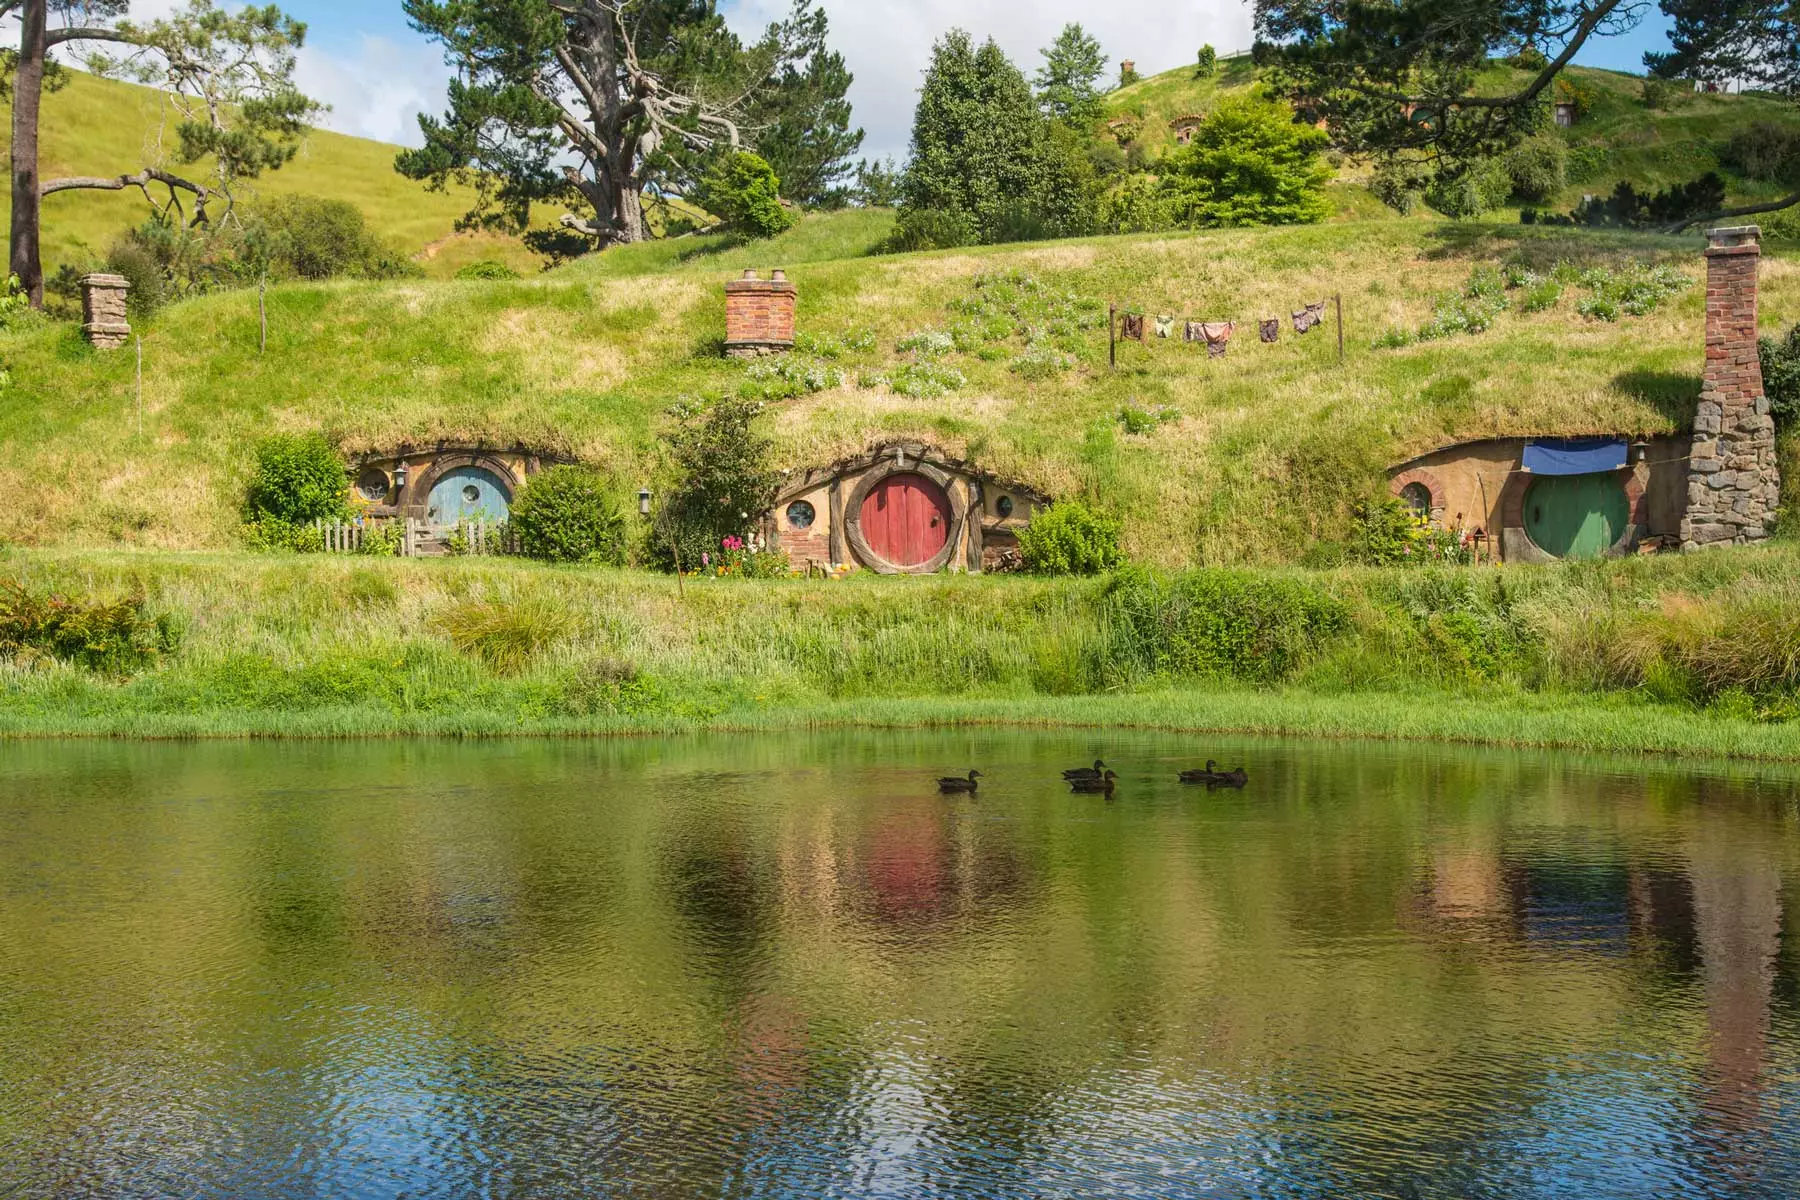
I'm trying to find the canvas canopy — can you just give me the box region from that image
[1521,438,1627,476]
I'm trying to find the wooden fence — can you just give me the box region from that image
[311,518,516,558]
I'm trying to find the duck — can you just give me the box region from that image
[1069,769,1118,795]
[1062,758,1107,781]
[937,770,982,794]
[1178,760,1223,784]
[1208,766,1248,788]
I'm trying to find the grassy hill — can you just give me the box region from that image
[1105,57,1800,227]
[3,208,1794,565]
[1,69,546,280]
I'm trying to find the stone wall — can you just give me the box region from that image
[80,274,130,350]
[723,269,796,358]
[1682,226,1780,550]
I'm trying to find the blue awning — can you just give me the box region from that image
[1521,438,1628,476]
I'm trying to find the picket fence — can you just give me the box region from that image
[310,517,516,557]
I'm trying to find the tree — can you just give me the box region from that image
[1647,0,1798,229]
[5,0,319,306]
[1252,0,1641,199]
[902,30,1087,243]
[1196,44,1218,77]
[744,0,862,207]
[1158,91,1332,227]
[1034,22,1107,125]
[852,157,902,207]
[653,396,778,571]
[399,0,845,250]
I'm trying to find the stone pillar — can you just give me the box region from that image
[723,268,796,359]
[79,273,131,349]
[1682,226,1780,550]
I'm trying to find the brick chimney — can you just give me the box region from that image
[1681,226,1780,550]
[723,268,796,359]
[79,273,131,349]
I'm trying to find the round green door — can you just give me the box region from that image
[1523,473,1629,560]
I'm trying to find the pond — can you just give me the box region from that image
[2,733,1799,1199]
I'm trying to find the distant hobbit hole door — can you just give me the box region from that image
[1399,482,1432,517]
[858,472,952,568]
[426,465,512,526]
[1523,473,1629,560]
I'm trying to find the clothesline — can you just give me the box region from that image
[1110,297,1338,362]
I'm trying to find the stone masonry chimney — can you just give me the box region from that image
[1682,226,1780,550]
[723,268,796,359]
[79,273,131,350]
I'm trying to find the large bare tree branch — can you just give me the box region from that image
[43,165,213,226]
[45,25,137,46]
[1665,190,1800,233]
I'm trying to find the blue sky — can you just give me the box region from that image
[230,1,1679,159]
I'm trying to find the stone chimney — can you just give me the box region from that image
[79,273,131,349]
[723,268,797,359]
[1682,226,1780,550]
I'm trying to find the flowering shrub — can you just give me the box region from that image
[694,532,790,579]
[1352,496,1475,566]
[740,357,843,400]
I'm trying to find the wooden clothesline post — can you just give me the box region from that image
[134,335,142,438]
[1335,292,1344,365]
[258,274,268,354]
[1108,302,1116,370]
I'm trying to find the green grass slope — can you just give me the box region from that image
[3,211,1793,565]
[1,69,544,279]
[1107,58,1800,225]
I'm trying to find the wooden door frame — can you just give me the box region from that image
[843,460,969,574]
[402,452,521,526]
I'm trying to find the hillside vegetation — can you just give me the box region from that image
[3,210,1794,564]
[1106,58,1800,227]
[0,69,545,279]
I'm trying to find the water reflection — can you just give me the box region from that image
[0,735,1797,1198]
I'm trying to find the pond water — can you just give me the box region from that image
[3,733,1799,1199]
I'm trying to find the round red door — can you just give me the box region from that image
[859,473,951,567]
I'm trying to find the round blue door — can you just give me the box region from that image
[426,466,511,526]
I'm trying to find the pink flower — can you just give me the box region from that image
[702,552,710,566]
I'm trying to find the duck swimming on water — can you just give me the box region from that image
[1178,760,1222,784]
[1062,759,1107,781]
[1178,761,1248,787]
[938,770,982,794]
[1069,770,1118,795]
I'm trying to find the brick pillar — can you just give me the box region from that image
[1682,226,1780,550]
[723,268,796,359]
[79,273,131,349]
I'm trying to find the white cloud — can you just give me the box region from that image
[723,0,1256,162]
[294,36,452,148]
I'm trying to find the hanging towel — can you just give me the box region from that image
[1120,312,1146,341]
[1259,317,1280,344]
[1200,321,1236,358]
[1155,315,1174,339]
[1293,301,1327,334]
[1183,320,1205,344]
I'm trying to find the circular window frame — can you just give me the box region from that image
[785,499,816,531]
[842,459,969,575]
[354,466,391,504]
[996,494,1015,519]
[408,452,521,522]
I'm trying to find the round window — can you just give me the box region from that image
[1399,482,1432,516]
[996,495,1015,518]
[786,500,816,530]
[462,484,481,504]
[355,466,391,503]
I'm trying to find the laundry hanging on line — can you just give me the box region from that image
[1183,320,1205,344]
[1119,312,1146,341]
[1199,321,1236,358]
[1293,301,1327,334]
[1259,317,1280,344]
[1155,315,1174,339]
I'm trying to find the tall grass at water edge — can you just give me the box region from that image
[9,547,1800,753]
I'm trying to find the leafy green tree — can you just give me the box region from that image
[652,397,779,571]
[853,157,902,207]
[901,29,1089,244]
[694,151,794,239]
[244,433,347,525]
[398,0,824,250]
[6,0,318,306]
[1158,92,1331,227]
[745,0,863,206]
[1196,44,1218,77]
[1034,23,1107,125]
[510,466,629,564]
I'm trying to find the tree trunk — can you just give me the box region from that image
[617,185,646,243]
[11,0,47,307]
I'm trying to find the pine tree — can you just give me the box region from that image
[902,30,1083,243]
[746,0,864,207]
[1034,23,1108,125]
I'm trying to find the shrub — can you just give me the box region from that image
[1016,500,1123,575]
[1103,567,1347,684]
[1518,277,1564,312]
[1508,45,1549,71]
[1369,160,1427,215]
[1761,324,1800,430]
[248,195,418,281]
[1158,92,1332,227]
[694,151,795,240]
[510,465,629,564]
[739,357,843,400]
[0,580,178,673]
[886,361,966,398]
[1010,345,1072,379]
[1554,76,1593,121]
[1640,77,1678,110]
[654,397,780,573]
[439,593,571,674]
[1565,143,1610,184]
[245,433,348,526]
[455,259,520,280]
[885,207,976,252]
[1195,44,1217,77]
[1096,174,1174,233]
[103,235,172,317]
[1503,135,1566,203]
[1723,122,1800,184]
[1425,158,1512,218]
